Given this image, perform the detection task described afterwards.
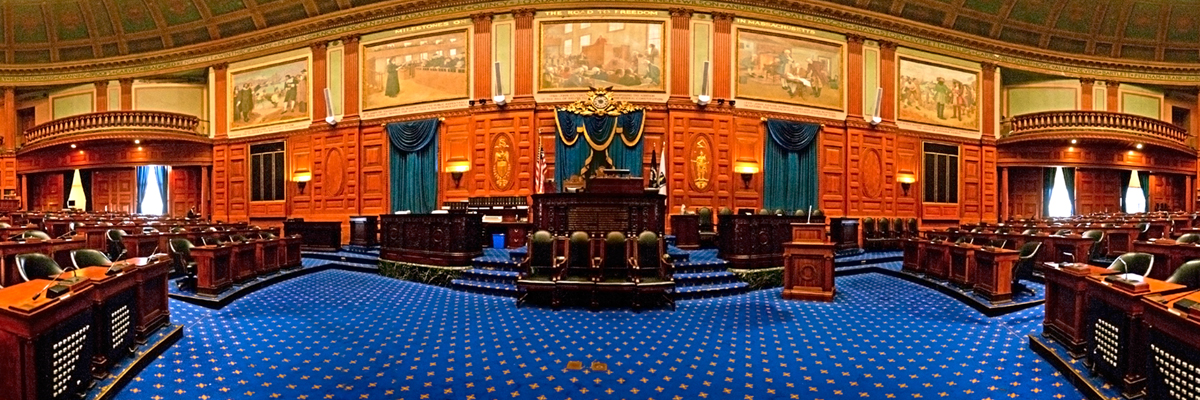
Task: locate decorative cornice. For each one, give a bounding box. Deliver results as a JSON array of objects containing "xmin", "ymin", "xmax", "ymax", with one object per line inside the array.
[{"xmin": 2, "ymin": 0, "xmax": 1200, "ymax": 85}]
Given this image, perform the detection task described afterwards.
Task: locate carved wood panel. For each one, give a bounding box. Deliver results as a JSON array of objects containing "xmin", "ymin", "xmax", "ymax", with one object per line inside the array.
[
  {"xmin": 961, "ymin": 144, "xmax": 982, "ymax": 222},
  {"xmin": 1008, "ymin": 167, "xmax": 1042, "ymax": 219},
  {"xmin": 91, "ymin": 168, "xmax": 135, "ymax": 214},
  {"xmin": 27, "ymin": 172, "xmax": 63, "ymax": 211},
  {"xmin": 666, "ymin": 111, "xmax": 741, "ymax": 214},
  {"xmin": 168, "ymin": 166, "xmax": 202, "ymax": 217},
  {"xmin": 819, "ymin": 124, "xmax": 846, "ymax": 216},
  {"xmin": 1076, "ymin": 168, "xmax": 1122, "ymax": 215},
  {"xmin": 981, "ymin": 145, "xmax": 998, "ymax": 222},
  {"xmin": 1151, "ymin": 173, "xmax": 1186, "ymax": 212}
]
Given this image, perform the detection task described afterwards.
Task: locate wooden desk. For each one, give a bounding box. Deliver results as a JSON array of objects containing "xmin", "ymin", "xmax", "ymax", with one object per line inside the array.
[
  {"xmin": 379, "ymin": 214, "xmax": 482, "ymax": 266},
  {"xmin": 126, "ymin": 257, "xmax": 171, "ymax": 341},
  {"xmin": 77, "ymin": 224, "xmax": 114, "ymax": 250},
  {"xmin": 121, "ymin": 232, "xmax": 160, "ymax": 258},
  {"xmin": 1085, "ymin": 274, "xmax": 1186, "ymax": 398},
  {"xmin": 73, "ymin": 265, "xmax": 138, "ymax": 377},
  {"xmin": 0, "ymin": 239, "xmax": 84, "ymax": 287},
  {"xmin": 1131, "ymin": 240, "xmax": 1200, "ymax": 281},
  {"xmin": 948, "ymin": 243, "xmax": 979, "ymax": 289},
  {"xmin": 1104, "ymin": 226, "xmax": 1141, "ymax": 257},
  {"xmin": 349, "ymin": 215, "xmax": 378, "ymax": 246},
  {"xmin": 670, "ymin": 214, "xmax": 700, "ymax": 250},
  {"xmin": 922, "ymin": 240, "xmax": 952, "ymax": 280},
  {"xmin": 829, "ymin": 217, "xmax": 860, "ymax": 251},
  {"xmin": 902, "ymin": 238, "xmax": 924, "ymax": 274},
  {"xmin": 1051, "ymin": 234, "xmax": 1098, "ymax": 264},
  {"xmin": 0, "ymin": 279, "xmax": 97, "ymax": 400},
  {"xmin": 1042, "ymin": 263, "xmax": 1120, "ymax": 358},
  {"xmin": 283, "ymin": 221, "xmax": 341, "ymax": 251},
  {"xmin": 256, "ymin": 239, "xmax": 281, "ymax": 275},
  {"xmin": 1141, "ymin": 291, "xmax": 1200, "ymax": 400},
  {"xmin": 973, "ymin": 246, "xmax": 1020, "ymax": 303},
  {"xmin": 192, "ymin": 245, "xmax": 233, "ymax": 297},
  {"xmin": 717, "ymin": 215, "xmax": 811, "ymax": 270},
  {"xmin": 230, "ymin": 241, "xmax": 257, "ymax": 283},
  {"xmin": 280, "ymin": 236, "xmax": 302, "ymax": 269}
]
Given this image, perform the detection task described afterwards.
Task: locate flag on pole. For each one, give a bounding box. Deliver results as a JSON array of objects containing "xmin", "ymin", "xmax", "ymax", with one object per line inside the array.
[
  {"xmin": 535, "ymin": 142, "xmax": 547, "ymax": 194},
  {"xmin": 650, "ymin": 145, "xmax": 667, "ymax": 195}
]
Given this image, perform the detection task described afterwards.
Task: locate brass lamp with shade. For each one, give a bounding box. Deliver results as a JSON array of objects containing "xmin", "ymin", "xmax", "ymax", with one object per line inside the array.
[
  {"xmin": 293, "ymin": 168, "xmax": 313, "ymax": 194},
  {"xmin": 733, "ymin": 161, "xmax": 760, "ymax": 189},
  {"xmin": 446, "ymin": 159, "xmax": 471, "ymax": 188},
  {"xmin": 896, "ymin": 172, "xmax": 916, "ymax": 196}
]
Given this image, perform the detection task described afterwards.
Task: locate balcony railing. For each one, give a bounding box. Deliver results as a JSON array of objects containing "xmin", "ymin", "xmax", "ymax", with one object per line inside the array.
[
  {"xmin": 23, "ymin": 111, "xmax": 203, "ymax": 146},
  {"xmin": 1004, "ymin": 110, "xmax": 1190, "ymax": 147}
]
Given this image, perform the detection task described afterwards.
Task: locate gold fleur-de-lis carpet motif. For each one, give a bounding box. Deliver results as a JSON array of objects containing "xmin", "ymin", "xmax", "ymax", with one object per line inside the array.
[{"xmin": 118, "ymin": 263, "xmax": 1084, "ymax": 399}]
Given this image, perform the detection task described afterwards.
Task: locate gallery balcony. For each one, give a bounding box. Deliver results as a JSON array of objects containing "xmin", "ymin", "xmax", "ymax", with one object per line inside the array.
[
  {"xmin": 1000, "ymin": 110, "xmax": 1193, "ymax": 154},
  {"xmin": 20, "ymin": 111, "xmax": 208, "ymax": 153}
]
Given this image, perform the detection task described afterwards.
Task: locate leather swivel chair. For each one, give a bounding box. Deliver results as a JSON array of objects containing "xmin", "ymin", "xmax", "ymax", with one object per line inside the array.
[
  {"xmin": 697, "ymin": 207, "xmax": 717, "ymax": 247},
  {"xmin": 516, "ymin": 230, "xmax": 559, "ymax": 307},
  {"xmin": 1108, "ymin": 252, "xmax": 1154, "ymax": 277},
  {"xmin": 1054, "ymin": 229, "xmax": 1074, "ymax": 236},
  {"xmin": 879, "ymin": 218, "xmax": 894, "ymax": 248},
  {"xmin": 1177, "ymin": 233, "xmax": 1200, "ymax": 244},
  {"xmin": 170, "ymin": 238, "xmax": 198, "ymax": 290},
  {"xmin": 1080, "ymin": 230, "xmax": 1106, "ymax": 262},
  {"xmin": 862, "ymin": 218, "xmax": 879, "ymax": 250},
  {"xmin": 794, "ymin": 210, "xmax": 808, "ymax": 218},
  {"xmin": 757, "ymin": 209, "xmax": 771, "ymax": 215},
  {"xmin": 16, "ymin": 253, "xmax": 64, "ymax": 282},
  {"xmin": 1135, "ymin": 222, "xmax": 1151, "ymax": 241},
  {"xmin": 1166, "ymin": 260, "xmax": 1200, "ymax": 290},
  {"xmin": 18, "ymin": 230, "xmax": 51, "ymax": 240},
  {"xmin": 1020, "ymin": 228, "xmax": 1039, "ymax": 235},
  {"xmin": 906, "ymin": 218, "xmax": 919, "ymax": 238},
  {"xmin": 0, "ymin": 222, "xmax": 11, "ymax": 229},
  {"xmin": 1011, "ymin": 241, "xmax": 1043, "ymax": 295},
  {"xmin": 71, "ymin": 249, "xmax": 112, "ymax": 270},
  {"xmin": 106, "ymin": 229, "xmax": 128, "ymax": 260},
  {"xmin": 557, "ymin": 232, "xmax": 596, "ymax": 305},
  {"xmin": 594, "ymin": 232, "xmax": 634, "ymax": 309},
  {"xmin": 893, "ymin": 218, "xmax": 906, "ymax": 239},
  {"xmin": 632, "ymin": 231, "xmax": 675, "ymax": 310},
  {"xmin": 170, "ymin": 226, "xmax": 187, "ymax": 233},
  {"xmin": 988, "ymin": 239, "xmax": 1008, "ymax": 249}
]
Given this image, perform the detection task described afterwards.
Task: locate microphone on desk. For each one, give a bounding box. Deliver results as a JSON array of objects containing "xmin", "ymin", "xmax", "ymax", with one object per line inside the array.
[
  {"xmin": 112, "ymin": 248, "xmax": 128, "ymax": 262},
  {"xmin": 56, "ymin": 230, "xmax": 77, "ymax": 239},
  {"xmin": 31, "ymin": 268, "xmax": 76, "ymax": 301}
]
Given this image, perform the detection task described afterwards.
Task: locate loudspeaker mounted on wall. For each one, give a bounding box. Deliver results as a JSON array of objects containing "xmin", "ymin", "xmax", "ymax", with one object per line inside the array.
[
  {"xmin": 492, "ymin": 62, "xmax": 507, "ymax": 106},
  {"xmin": 324, "ymin": 88, "xmax": 341, "ymax": 126},
  {"xmin": 868, "ymin": 86, "xmax": 883, "ymax": 126},
  {"xmin": 696, "ymin": 61, "xmax": 711, "ymax": 106}
]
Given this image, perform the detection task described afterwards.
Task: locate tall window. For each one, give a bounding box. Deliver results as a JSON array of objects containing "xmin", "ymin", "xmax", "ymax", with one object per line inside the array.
[
  {"xmin": 1125, "ymin": 170, "xmax": 1146, "ymax": 213},
  {"xmin": 67, "ymin": 169, "xmax": 87, "ymax": 210},
  {"xmin": 141, "ymin": 167, "xmax": 165, "ymax": 215},
  {"xmin": 922, "ymin": 143, "xmax": 959, "ymax": 203},
  {"xmin": 1047, "ymin": 167, "xmax": 1073, "ymax": 217},
  {"xmin": 251, "ymin": 142, "xmax": 286, "ymax": 201}
]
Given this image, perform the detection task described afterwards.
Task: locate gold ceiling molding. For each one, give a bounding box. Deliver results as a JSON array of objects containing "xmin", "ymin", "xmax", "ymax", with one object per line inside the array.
[{"xmin": 4, "ymin": 0, "xmax": 1200, "ymax": 85}]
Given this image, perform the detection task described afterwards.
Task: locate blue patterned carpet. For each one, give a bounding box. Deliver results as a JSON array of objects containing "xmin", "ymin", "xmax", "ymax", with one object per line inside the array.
[{"xmin": 115, "ymin": 264, "xmax": 1084, "ymax": 400}]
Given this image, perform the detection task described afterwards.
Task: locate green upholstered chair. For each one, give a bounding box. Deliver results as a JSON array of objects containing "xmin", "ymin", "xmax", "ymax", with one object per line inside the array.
[
  {"xmin": 170, "ymin": 226, "xmax": 187, "ymax": 233},
  {"xmin": 0, "ymin": 222, "xmax": 11, "ymax": 229},
  {"xmin": 1108, "ymin": 252, "xmax": 1155, "ymax": 277},
  {"xmin": 757, "ymin": 208, "xmax": 771, "ymax": 215},
  {"xmin": 1135, "ymin": 222, "xmax": 1151, "ymax": 241},
  {"xmin": 774, "ymin": 209, "xmax": 785, "ymax": 216},
  {"xmin": 698, "ymin": 207, "xmax": 717, "ymax": 247},
  {"xmin": 794, "ymin": 210, "xmax": 807, "ymax": 218},
  {"xmin": 230, "ymin": 234, "xmax": 251, "ymax": 243},
  {"xmin": 893, "ymin": 218, "xmax": 905, "ymax": 238},
  {"xmin": 995, "ymin": 226, "xmax": 1012, "ymax": 235},
  {"xmin": 632, "ymin": 231, "xmax": 675, "ymax": 311},
  {"xmin": 170, "ymin": 238, "xmax": 198, "ymax": 290},
  {"xmin": 594, "ymin": 232, "xmax": 634, "ymax": 308},
  {"xmin": 557, "ymin": 232, "xmax": 596, "ymax": 304},
  {"xmin": 516, "ymin": 230, "xmax": 560, "ymax": 307},
  {"xmin": 106, "ymin": 229, "xmax": 127, "ymax": 260},
  {"xmin": 697, "ymin": 207, "xmax": 714, "ymax": 229},
  {"xmin": 1020, "ymin": 228, "xmax": 1039, "ymax": 235},
  {"xmin": 988, "ymin": 239, "xmax": 1008, "ymax": 249},
  {"xmin": 1081, "ymin": 229, "xmax": 1106, "ymax": 262},
  {"xmin": 811, "ymin": 209, "xmax": 825, "ymax": 222},
  {"xmin": 1054, "ymin": 229, "xmax": 1073, "ymax": 236},
  {"xmin": 16, "ymin": 253, "xmax": 64, "ymax": 282},
  {"xmin": 1011, "ymin": 241, "xmax": 1043, "ymax": 294},
  {"xmin": 18, "ymin": 230, "xmax": 51, "ymax": 240},
  {"xmin": 907, "ymin": 218, "xmax": 919, "ymax": 237},
  {"xmin": 1177, "ymin": 233, "xmax": 1200, "ymax": 244},
  {"xmin": 718, "ymin": 207, "xmax": 733, "ymax": 216},
  {"xmin": 1166, "ymin": 260, "xmax": 1200, "ymax": 289},
  {"xmin": 862, "ymin": 218, "xmax": 882, "ymax": 250},
  {"xmin": 70, "ymin": 249, "xmax": 112, "ymax": 270},
  {"xmin": 879, "ymin": 217, "xmax": 893, "ymax": 238}
]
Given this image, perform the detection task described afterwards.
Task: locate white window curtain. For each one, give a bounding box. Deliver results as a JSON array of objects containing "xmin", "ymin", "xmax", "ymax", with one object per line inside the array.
[
  {"xmin": 1047, "ymin": 167, "xmax": 1073, "ymax": 218},
  {"xmin": 1125, "ymin": 170, "xmax": 1146, "ymax": 214}
]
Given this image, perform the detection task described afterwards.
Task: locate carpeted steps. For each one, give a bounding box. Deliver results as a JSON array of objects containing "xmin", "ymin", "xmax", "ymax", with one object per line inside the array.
[
  {"xmin": 302, "ymin": 247, "xmax": 380, "ymax": 267},
  {"xmin": 451, "ymin": 246, "xmax": 748, "ymax": 299}
]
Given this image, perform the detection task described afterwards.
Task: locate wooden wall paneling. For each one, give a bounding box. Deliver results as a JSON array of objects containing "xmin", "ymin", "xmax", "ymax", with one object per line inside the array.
[
  {"xmin": 459, "ymin": 111, "xmax": 537, "ymax": 201},
  {"xmin": 438, "ymin": 116, "xmax": 472, "ymax": 204},
  {"xmin": 91, "ymin": 168, "xmax": 135, "ymax": 214},
  {"xmin": 894, "ymin": 134, "xmax": 919, "ymax": 216},
  {"xmin": 819, "ymin": 123, "xmax": 847, "ymax": 216},
  {"xmin": 1151, "ymin": 173, "xmax": 1186, "ymax": 212},
  {"xmin": 1008, "ymin": 167, "xmax": 1042, "ymax": 219},
  {"xmin": 287, "ymin": 133, "xmax": 314, "ymax": 216},
  {"xmin": 847, "ymin": 127, "xmax": 899, "ymax": 216},
  {"xmin": 1075, "ymin": 168, "xmax": 1121, "ymax": 215},
  {"xmin": 667, "ymin": 111, "xmax": 740, "ymax": 214},
  {"xmin": 168, "ymin": 167, "xmax": 203, "ymax": 217},
  {"xmin": 225, "ymin": 143, "xmax": 249, "ymax": 222},
  {"xmin": 0, "ymin": 155, "xmax": 16, "ymax": 196},
  {"xmin": 360, "ymin": 124, "xmax": 387, "ymax": 215},
  {"xmin": 960, "ymin": 144, "xmax": 982, "ymax": 223},
  {"xmin": 212, "ymin": 144, "xmax": 229, "ymax": 221},
  {"xmin": 981, "ymin": 144, "xmax": 998, "ymax": 222},
  {"xmin": 28, "ymin": 173, "xmax": 62, "ymax": 211},
  {"xmin": 17, "ymin": 142, "xmax": 213, "ymax": 174}
]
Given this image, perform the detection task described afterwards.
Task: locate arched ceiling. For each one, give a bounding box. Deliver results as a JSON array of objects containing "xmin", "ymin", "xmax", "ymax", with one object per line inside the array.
[{"xmin": 2, "ymin": 0, "xmax": 1199, "ymax": 78}]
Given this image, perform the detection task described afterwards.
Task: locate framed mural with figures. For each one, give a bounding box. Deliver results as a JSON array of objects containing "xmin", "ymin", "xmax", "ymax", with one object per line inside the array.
[
  {"xmin": 362, "ymin": 30, "xmax": 470, "ymax": 110},
  {"xmin": 229, "ymin": 57, "xmax": 310, "ymax": 130},
  {"xmin": 898, "ymin": 58, "xmax": 980, "ymax": 131},
  {"xmin": 539, "ymin": 20, "xmax": 666, "ymax": 92},
  {"xmin": 735, "ymin": 29, "xmax": 843, "ymax": 110}
]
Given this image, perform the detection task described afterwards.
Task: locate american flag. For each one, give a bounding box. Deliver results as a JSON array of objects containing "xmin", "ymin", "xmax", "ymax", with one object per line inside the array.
[{"xmin": 535, "ymin": 142, "xmax": 547, "ymax": 194}]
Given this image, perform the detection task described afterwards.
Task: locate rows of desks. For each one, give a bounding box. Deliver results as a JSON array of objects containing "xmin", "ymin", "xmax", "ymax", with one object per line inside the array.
[
  {"xmin": 192, "ymin": 235, "xmax": 302, "ymax": 297},
  {"xmin": 0, "ymin": 257, "xmax": 172, "ymax": 400},
  {"xmin": 1041, "ymin": 261, "xmax": 1198, "ymax": 398},
  {"xmin": 903, "ymin": 238, "xmax": 1022, "ymax": 303}
]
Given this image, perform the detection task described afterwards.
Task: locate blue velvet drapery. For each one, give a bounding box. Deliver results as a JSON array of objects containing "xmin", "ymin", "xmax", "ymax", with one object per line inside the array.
[
  {"xmin": 136, "ymin": 166, "xmax": 148, "ymax": 213},
  {"xmin": 1043, "ymin": 167, "xmax": 1076, "ymax": 217},
  {"xmin": 135, "ymin": 166, "xmax": 167, "ymax": 214},
  {"xmin": 554, "ymin": 109, "xmax": 645, "ymax": 191},
  {"xmin": 387, "ymin": 119, "xmax": 440, "ymax": 214},
  {"xmin": 763, "ymin": 120, "xmax": 820, "ymax": 212}
]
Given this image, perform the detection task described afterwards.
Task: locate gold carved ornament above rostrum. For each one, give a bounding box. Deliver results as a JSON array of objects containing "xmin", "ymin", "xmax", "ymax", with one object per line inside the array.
[{"xmin": 554, "ymin": 87, "xmax": 645, "ymax": 179}]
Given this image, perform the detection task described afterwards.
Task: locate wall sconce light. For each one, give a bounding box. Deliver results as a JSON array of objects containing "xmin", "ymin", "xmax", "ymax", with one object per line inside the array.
[
  {"xmin": 293, "ymin": 168, "xmax": 313, "ymax": 194},
  {"xmin": 446, "ymin": 159, "xmax": 470, "ymax": 188},
  {"xmin": 733, "ymin": 161, "xmax": 760, "ymax": 189},
  {"xmin": 897, "ymin": 172, "xmax": 917, "ymax": 196}
]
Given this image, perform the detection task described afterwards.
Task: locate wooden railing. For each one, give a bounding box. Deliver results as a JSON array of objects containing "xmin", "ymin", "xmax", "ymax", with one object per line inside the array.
[
  {"xmin": 22, "ymin": 111, "xmax": 203, "ymax": 146},
  {"xmin": 1004, "ymin": 111, "xmax": 1190, "ymax": 146}
]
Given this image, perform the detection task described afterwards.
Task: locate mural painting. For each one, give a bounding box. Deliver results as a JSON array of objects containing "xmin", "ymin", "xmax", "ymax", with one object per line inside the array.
[{"xmin": 540, "ymin": 21, "xmax": 666, "ymax": 91}]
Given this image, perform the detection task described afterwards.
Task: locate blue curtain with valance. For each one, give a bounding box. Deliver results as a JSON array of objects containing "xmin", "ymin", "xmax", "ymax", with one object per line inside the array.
[
  {"xmin": 155, "ymin": 166, "xmax": 167, "ymax": 213},
  {"xmin": 763, "ymin": 120, "xmax": 820, "ymax": 211},
  {"xmin": 387, "ymin": 119, "xmax": 439, "ymax": 214},
  {"xmin": 135, "ymin": 166, "xmax": 148, "ymax": 213},
  {"xmin": 554, "ymin": 109, "xmax": 645, "ymax": 191},
  {"xmin": 135, "ymin": 165, "xmax": 168, "ymax": 214}
]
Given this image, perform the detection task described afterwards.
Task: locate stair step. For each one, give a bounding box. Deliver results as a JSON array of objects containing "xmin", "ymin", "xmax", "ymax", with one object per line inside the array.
[
  {"xmin": 674, "ymin": 271, "xmax": 740, "ymax": 286},
  {"xmin": 675, "ymin": 282, "xmax": 749, "ymax": 299},
  {"xmin": 451, "ymin": 279, "xmax": 518, "ymax": 296}
]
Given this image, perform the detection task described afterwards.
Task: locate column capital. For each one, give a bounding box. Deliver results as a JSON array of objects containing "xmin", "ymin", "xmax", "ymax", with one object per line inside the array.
[
  {"xmin": 668, "ymin": 8, "xmax": 693, "ymax": 19},
  {"xmin": 341, "ymin": 35, "xmax": 361, "ymax": 47},
  {"xmin": 878, "ymin": 40, "xmax": 898, "ymax": 51},
  {"xmin": 471, "ymin": 12, "xmax": 494, "ymax": 23},
  {"xmin": 980, "ymin": 61, "xmax": 997, "ymax": 74},
  {"xmin": 311, "ymin": 41, "xmax": 328, "ymax": 53},
  {"xmin": 118, "ymin": 78, "xmax": 134, "ymax": 86},
  {"xmin": 1104, "ymin": 80, "xmax": 1120, "ymax": 88},
  {"xmin": 711, "ymin": 11, "xmax": 736, "ymax": 22},
  {"xmin": 212, "ymin": 62, "xmax": 229, "ymax": 72},
  {"xmin": 1080, "ymin": 77, "xmax": 1096, "ymax": 86},
  {"xmin": 845, "ymin": 34, "xmax": 866, "ymax": 45},
  {"xmin": 512, "ymin": 8, "xmax": 536, "ymax": 19}
]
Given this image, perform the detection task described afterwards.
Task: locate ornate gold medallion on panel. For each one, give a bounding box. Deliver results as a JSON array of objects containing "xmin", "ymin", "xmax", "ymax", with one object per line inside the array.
[
  {"xmin": 689, "ymin": 135, "xmax": 713, "ymax": 191},
  {"xmin": 491, "ymin": 133, "xmax": 514, "ymax": 191},
  {"xmin": 559, "ymin": 87, "xmax": 641, "ymax": 116}
]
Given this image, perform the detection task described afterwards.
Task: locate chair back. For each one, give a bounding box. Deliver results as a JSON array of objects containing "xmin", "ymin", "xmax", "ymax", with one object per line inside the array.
[
  {"xmin": 893, "ymin": 219, "xmax": 905, "ymax": 237},
  {"xmin": 565, "ymin": 231, "xmax": 592, "ymax": 277},
  {"xmin": 16, "ymin": 253, "xmax": 63, "ymax": 282},
  {"xmin": 1081, "ymin": 229, "xmax": 1106, "ymax": 260},
  {"xmin": 1054, "ymin": 229, "xmax": 1073, "ymax": 236},
  {"xmin": 0, "ymin": 222, "xmax": 11, "ymax": 229},
  {"xmin": 1178, "ymin": 233, "xmax": 1200, "ymax": 244},
  {"xmin": 635, "ymin": 231, "xmax": 671, "ymax": 281},
  {"xmin": 757, "ymin": 208, "xmax": 771, "ymax": 215},
  {"xmin": 1109, "ymin": 252, "xmax": 1154, "ymax": 276},
  {"xmin": 169, "ymin": 238, "xmax": 195, "ymax": 276},
  {"xmin": 230, "ymin": 234, "xmax": 250, "ymax": 243},
  {"xmin": 794, "ymin": 210, "xmax": 807, "ymax": 218},
  {"xmin": 1012, "ymin": 241, "xmax": 1042, "ymax": 282},
  {"xmin": 170, "ymin": 226, "xmax": 187, "ymax": 233},
  {"xmin": 1167, "ymin": 260, "xmax": 1200, "ymax": 289},
  {"xmin": 989, "ymin": 239, "xmax": 1008, "ymax": 248},
  {"xmin": 1020, "ymin": 228, "xmax": 1038, "ymax": 235},
  {"xmin": 19, "ymin": 230, "xmax": 51, "ymax": 240},
  {"xmin": 906, "ymin": 218, "xmax": 918, "ymax": 236},
  {"xmin": 599, "ymin": 232, "xmax": 629, "ymax": 281},
  {"xmin": 863, "ymin": 218, "xmax": 877, "ymax": 237},
  {"xmin": 717, "ymin": 207, "xmax": 733, "ymax": 216},
  {"xmin": 527, "ymin": 231, "xmax": 555, "ymax": 270},
  {"xmin": 1135, "ymin": 222, "xmax": 1150, "ymax": 241},
  {"xmin": 71, "ymin": 249, "xmax": 112, "ymax": 270},
  {"xmin": 203, "ymin": 235, "xmax": 228, "ymax": 246},
  {"xmin": 106, "ymin": 229, "xmax": 127, "ymax": 260},
  {"xmin": 697, "ymin": 207, "xmax": 713, "ymax": 229},
  {"xmin": 811, "ymin": 209, "xmax": 825, "ymax": 221},
  {"xmin": 879, "ymin": 218, "xmax": 892, "ymax": 236}
]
